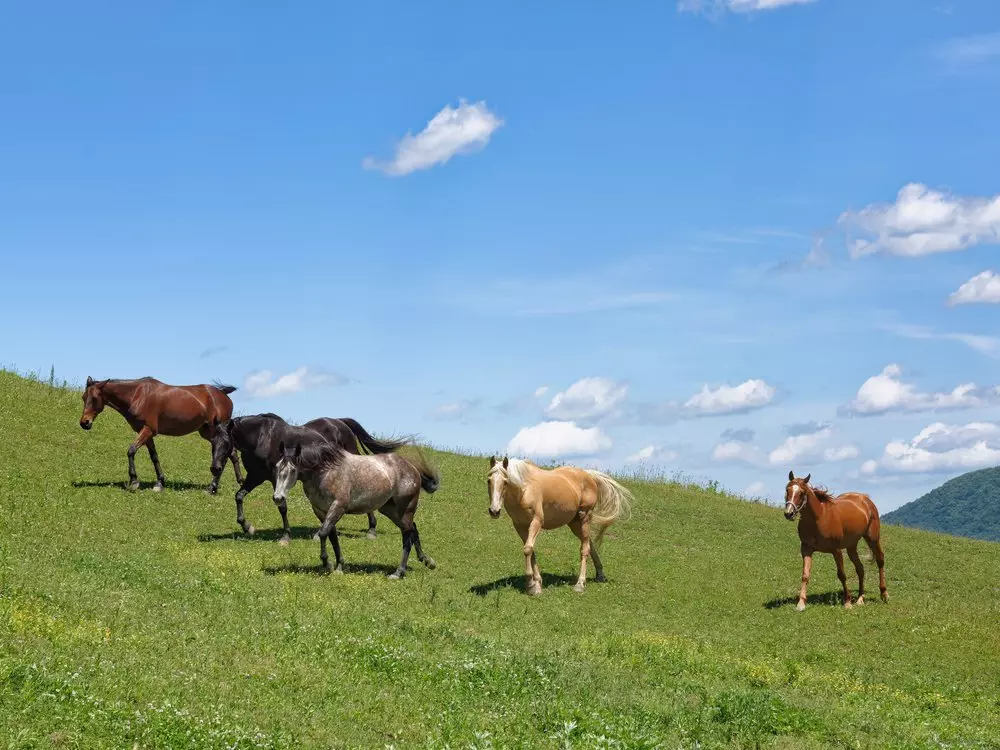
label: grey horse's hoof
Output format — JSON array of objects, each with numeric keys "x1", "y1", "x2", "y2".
[
  {"x1": 152, "y1": 483, "x2": 164, "y2": 493},
  {"x1": 127, "y1": 480, "x2": 140, "y2": 492},
  {"x1": 278, "y1": 535, "x2": 290, "y2": 547},
  {"x1": 312, "y1": 532, "x2": 321, "y2": 542},
  {"x1": 366, "y1": 530, "x2": 378, "y2": 540},
  {"x1": 387, "y1": 571, "x2": 404, "y2": 580}
]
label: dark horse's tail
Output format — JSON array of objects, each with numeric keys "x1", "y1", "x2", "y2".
[
  {"x1": 340, "y1": 417, "x2": 408, "y2": 455},
  {"x1": 212, "y1": 381, "x2": 238, "y2": 395}
]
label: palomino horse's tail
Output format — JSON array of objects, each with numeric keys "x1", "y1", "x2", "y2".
[
  {"x1": 212, "y1": 381, "x2": 238, "y2": 395},
  {"x1": 340, "y1": 417, "x2": 410, "y2": 455},
  {"x1": 401, "y1": 448, "x2": 440, "y2": 494},
  {"x1": 584, "y1": 470, "x2": 633, "y2": 533}
]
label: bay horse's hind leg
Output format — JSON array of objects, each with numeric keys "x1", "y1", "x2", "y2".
[
  {"x1": 126, "y1": 426, "x2": 155, "y2": 491},
  {"x1": 568, "y1": 516, "x2": 592, "y2": 594},
  {"x1": 146, "y1": 438, "x2": 167, "y2": 492},
  {"x1": 846, "y1": 544, "x2": 865, "y2": 605},
  {"x1": 833, "y1": 549, "x2": 853, "y2": 609},
  {"x1": 366, "y1": 512, "x2": 378, "y2": 540}
]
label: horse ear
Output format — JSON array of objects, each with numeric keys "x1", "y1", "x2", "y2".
[
  {"x1": 489, "y1": 456, "x2": 496, "y2": 467},
  {"x1": 86, "y1": 376, "x2": 94, "y2": 386},
  {"x1": 502, "y1": 456, "x2": 509, "y2": 468},
  {"x1": 804, "y1": 473, "x2": 811, "y2": 484},
  {"x1": 788, "y1": 470, "x2": 794, "y2": 481}
]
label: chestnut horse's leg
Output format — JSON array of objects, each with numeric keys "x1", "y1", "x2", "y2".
[
  {"x1": 126, "y1": 426, "x2": 155, "y2": 491},
  {"x1": 146, "y1": 438, "x2": 167, "y2": 492},
  {"x1": 864, "y1": 525, "x2": 889, "y2": 603},
  {"x1": 846, "y1": 544, "x2": 866, "y2": 605},
  {"x1": 568, "y1": 516, "x2": 592, "y2": 594},
  {"x1": 833, "y1": 549, "x2": 853, "y2": 609},
  {"x1": 796, "y1": 545, "x2": 813, "y2": 611}
]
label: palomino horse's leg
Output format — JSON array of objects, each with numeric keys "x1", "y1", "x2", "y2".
[
  {"x1": 366, "y1": 512, "x2": 377, "y2": 540},
  {"x1": 146, "y1": 437, "x2": 167, "y2": 492},
  {"x1": 523, "y1": 516, "x2": 543, "y2": 596},
  {"x1": 846, "y1": 544, "x2": 866, "y2": 605},
  {"x1": 317, "y1": 502, "x2": 348, "y2": 573},
  {"x1": 513, "y1": 524, "x2": 541, "y2": 592},
  {"x1": 833, "y1": 549, "x2": 853, "y2": 609},
  {"x1": 126, "y1": 426, "x2": 155, "y2": 491},
  {"x1": 796, "y1": 545, "x2": 813, "y2": 611},
  {"x1": 568, "y1": 516, "x2": 592, "y2": 594}
]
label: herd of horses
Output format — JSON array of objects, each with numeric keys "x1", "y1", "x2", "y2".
[{"x1": 79, "y1": 376, "x2": 889, "y2": 606}]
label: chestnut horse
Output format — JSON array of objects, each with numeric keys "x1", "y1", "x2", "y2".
[
  {"x1": 80, "y1": 376, "x2": 242, "y2": 492},
  {"x1": 784, "y1": 471, "x2": 888, "y2": 611},
  {"x1": 486, "y1": 457, "x2": 632, "y2": 595}
]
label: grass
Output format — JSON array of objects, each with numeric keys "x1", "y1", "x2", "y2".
[{"x1": 1, "y1": 370, "x2": 999, "y2": 749}]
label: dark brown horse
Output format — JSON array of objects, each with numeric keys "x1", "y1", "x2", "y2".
[
  {"x1": 80, "y1": 376, "x2": 242, "y2": 492},
  {"x1": 784, "y1": 471, "x2": 888, "y2": 611}
]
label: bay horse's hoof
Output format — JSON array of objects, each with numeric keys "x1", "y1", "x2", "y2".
[
  {"x1": 205, "y1": 487, "x2": 217, "y2": 496},
  {"x1": 423, "y1": 557, "x2": 437, "y2": 570},
  {"x1": 127, "y1": 481, "x2": 140, "y2": 492},
  {"x1": 366, "y1": 530, "x2": 377, "y2": 540},
  {"x1": 795, "y1": 602, "x2": 806, "y2": 612},
  {"x1": 573, "y1": 583, "x2": 586, "y2": 594}
]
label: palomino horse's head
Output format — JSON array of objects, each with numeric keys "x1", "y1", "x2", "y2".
[
  {"x1": 79, "y1": 376, "x2": 109, "y2": 430},
  {"x1": 209, "y1": 417, "x2": 234, "y2": 477},
  {"x1": 784, "y1": 470, "x2": 811, "y2": 520},
  {"x1": 486, "y1": 455, "x2": 509, "y2": 519},
  {"x1": 273, "y1": 441, "x2": 302, "y2": 504}
]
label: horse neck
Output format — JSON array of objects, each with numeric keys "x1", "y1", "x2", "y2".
[
  {"x1": 101, "y1": 380, "x2": 140, "y2": 414},
  {"x1": 801, "y1": 486, "x2": 826, "y2": 519}
]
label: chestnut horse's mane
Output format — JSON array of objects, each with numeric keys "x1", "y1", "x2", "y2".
[{"x1": 811, "y1": 485, "x2": 836, "y2": 503}]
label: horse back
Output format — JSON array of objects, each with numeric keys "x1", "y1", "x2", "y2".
[{"x1": 302, "y1": 418, "x2": 359, "y2": 454}]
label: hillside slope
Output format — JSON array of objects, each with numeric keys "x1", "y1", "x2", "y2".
[
  {"x1": 1, "y1": 370, "x2": 999, "y2": 749},
  {"x1": 885, "y1": 466, "x2": 1000, "y2": 542}
]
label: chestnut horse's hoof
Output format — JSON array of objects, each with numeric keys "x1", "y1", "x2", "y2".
[
  {"x1": 881, "y1": 592, "x2": 889, "y2": 603},
  {"x1": 844, "y1": 601, "x2": 853, "y2": 610},
  {"x1": 526, "y1": 583, "x2": 542, "y2": 597},
  {"x1": 795, "y1": 602, "x2": 806, "y2": 612},
  {"x1": 573, "y1": 583, "x2": 586, "y2": 594}
]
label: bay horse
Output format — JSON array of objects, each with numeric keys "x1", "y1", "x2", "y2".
[
  {"x1": 784, "y1": 471, "x2": 888, "y2": 611},
  {"x1": 486, "y1": 456, "x2": 632, "y2": 596},
  {"x1": 272, "y1": 440, "x2": 439, "y2": 579},
  {"x1": 209, "y1": 413, "x2": 407, "y2": 545},
  {"x1": 79, "y1": 376, "x2": 242, "y2": 492}
]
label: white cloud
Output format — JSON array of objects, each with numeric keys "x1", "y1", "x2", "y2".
[
  {"x1": 840, "y1": 183, "x2": 1000, "y2": 258},
  {"x1": 714, "y1": 424, "x2": 856, "y2": 468},
  {"x1": 744, "y1": 481, "x2": 767, "y2": 498},
  {"x1": 429, "y1": 399, "x2": 481, "y2": 421},
  {"x1": 363, "y1": 100, "x2": 503, "y2": 177},
  {"x1": 684, "y1": 378, "x2": 777, "y2": 416},
  {"x1": 882, "y1": 323, "x2": 1000, "y2": 356},
  {"x1": 949, "y1": 270, "x2": 1000, "y2": 305},
  {"x1": 534, "y1": 386, "x2": 549, "y2": 398},
  {"x1": 841, "y1": 364, "x2": 993, "y2": 416},
  {"x1": 546, "y1": 378, "x2": 629, "y2": 421},
  {"x1": 243, "y1": 367, "x2": 345, "y2": 398},
  {"x1": 679, "y1": 0, "x2": 816, "y2": 14},
  {"x1": 862, "y1": 421, "x2": 1000, "y2": 475},
  {"x1": 507, "y1": 421, "x2": 612, "y2": 459},
  {"x1": 625, "y1": 445, "x2": 679, "y2": 464},
  {"x1": 712, "y1": 441, "x2": 765, "y2": 465}
]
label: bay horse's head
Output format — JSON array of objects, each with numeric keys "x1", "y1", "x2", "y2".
[
  {"x1": 784, "y1": 470, "x2": 811, "y2": 520},
  {"x1": 209, "y1": 417, "x2": 234, "y2": 477},
  {"x1": 79, "y1": 376, "x2": 109, "y2": 430},
  {"x1": 273, "y1": 441, "x2": 302, "y2": 505},
  {"x1": 486, "y1": 455, "x2": 509, "y2": 519}
]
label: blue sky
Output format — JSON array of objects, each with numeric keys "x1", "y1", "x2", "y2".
[{"x1": 3, "y1": 0, "x2": 1000, "y2": 511}]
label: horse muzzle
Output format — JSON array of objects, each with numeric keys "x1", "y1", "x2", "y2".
[
  {"x1": 79, "y1": 419, "x2": 92, "y2": 430},
  {"x1": 784, "y1": 503, "x2": 798, "y2": 520},
  {"x1": 488, "y1": 508, "x2": 501, "y2": 519}
]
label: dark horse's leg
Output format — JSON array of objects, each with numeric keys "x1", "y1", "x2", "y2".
[
  {"x1": 146, "y1": 438, "x2": 167, "y2": 492},
  {"x1": 229, "y1": 448, "x2": 245, "y2": 485},
  {"x1": 235, "y1": 468, "x2": 267, "y2": 536},
  {"x1": 126, "y1": 426, "x2": 155, "y2": 491},
  {"x1": 317, "y1": 502, "x2": 347, "y2": 573},
  {"x1": 366, "y1": 512, "x2": 377, "y2": 540}
]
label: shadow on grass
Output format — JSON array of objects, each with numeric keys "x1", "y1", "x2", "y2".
[
  {"x1": 263, "y1": 561, "x2": 398, "y2": 577},
  {"x1": 764, "y1": 591, "x2": 845, "y2": 609},
  {"x1": 72, "y1": 479, "x2": 208, "y2": 492},
  {"x1": 196, "y1": 526, "x2": 374, "y2": 543},
  {"x1": 470, "y1": 572, "x2": 581, "y2": 597}
]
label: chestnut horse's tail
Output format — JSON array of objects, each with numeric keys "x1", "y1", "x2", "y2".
[
  {"x1": 340, "y1": 417, "x2": 409, "y2": 455},
  {"x1": 584, "y1": 470, "x2": 634, "y2": 537},
  {"x1": 212, "y1": 381, "x2": 238, "y2": 395}
]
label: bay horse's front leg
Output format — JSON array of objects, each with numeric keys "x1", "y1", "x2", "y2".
[
  {"x1": 796, "y1": 545, "x2": 813, "y2": 612},
  {"x1": 126, "y1": 426, "x2": 155, "y2": 491},
  {"x1": 833, "y1": 549, "x2": 853, "y2": 609},
  {"x1": 146, "y1": 437, "x2": 167, "y2": 492}
]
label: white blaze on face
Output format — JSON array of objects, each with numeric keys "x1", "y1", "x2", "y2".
[
  {"x1": 488, "y1": 466, "x2": 504, "y2": 515},
  {"x1": 273, "y1": 458, "x2": 298, "y2": 502},
  {"x1": 786, "y1": 483, "x2": 802, "y2": 515}
]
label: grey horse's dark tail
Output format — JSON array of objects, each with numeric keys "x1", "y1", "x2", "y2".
[
  {"x1": 340, "y1": 417, "x2": 409, "y2": 454},
  {"x1": 401, "y1": 448, "x2": 440, "y2": 494}
]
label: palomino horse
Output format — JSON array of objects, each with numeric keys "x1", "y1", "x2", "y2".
[
  {"x1": 80, "y1": 376, "x2": 242, "y2": 492},
  {"x1": 784, "y1": 471, "x2": 888, "y2": 610},
  {"x1": 273, "y1": 441, "x2": 438, "y2": 579},
  {"x1": 486, "y1": 457, "x2": 632, "y2": 595},
  {"x1": 209, "y1": 413, "x2": 408, "y2": 544}
]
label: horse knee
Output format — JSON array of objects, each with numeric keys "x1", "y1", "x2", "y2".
[
  {"x1": 801, "y1": 575, "x2": 810, "y2": 585},
  {"x1": 523, "y1": 543, "x2": 534, "y2": 557}
]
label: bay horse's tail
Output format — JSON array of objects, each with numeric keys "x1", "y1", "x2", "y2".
[
  {"x1": 401, "y1": 448, "x2": 440, "y2": 494},
  {"x1": 584, "y1": 470, "x2": 634, "y2": 535},
  {"x1": 341, "y1": 417, "x2": 409, "y2": 454},
  {"x1": 212, "y1": 381, "x2": 238, "y2": 395}
]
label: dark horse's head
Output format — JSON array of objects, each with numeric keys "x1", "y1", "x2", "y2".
[
  {"x1": 209, "y1": 417, "x2": 235, "y2": 477},
  {"x1": 80, "y1": 376, "x2": 109, "y2": 430},
  {"x1": 784, "y1": 470, "x2": 811, "y2": 520}
]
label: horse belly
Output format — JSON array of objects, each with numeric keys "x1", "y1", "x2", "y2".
[
  {"x1": 345, "y1": 488, "x2": 389, "y2": 514},
  {"x1": 541, "y1": 506, "x2": 578, "y2": 529}
]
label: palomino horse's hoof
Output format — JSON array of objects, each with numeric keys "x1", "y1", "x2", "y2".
[
  {"x1": 366, "y1": 530, "x2": 377, "y2": 540},
  {"x1": 795, "y1": 602, "x2": 806, "y2": 612},
  {"x1": 573, "y1": 583, "x2": 586, "y2": 594},
  {"x1": 526, "y1": 584, "x2": 542, "y2": 597}
]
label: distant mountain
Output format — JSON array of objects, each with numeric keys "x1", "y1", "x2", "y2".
[{"x1": 884, "y1": 466, "x2": 1000, "y2": 542}]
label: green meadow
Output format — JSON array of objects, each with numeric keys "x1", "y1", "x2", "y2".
[{"x1": 1, "y1": 370, "x2": 998, "y2": 749}]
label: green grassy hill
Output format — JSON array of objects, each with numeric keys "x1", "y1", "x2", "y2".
[
  {"x1": 1, "y1": 371, "x2": 999, "y2": 749},
  {"x1": 884, "y1": 467, "x2": 1000, "y2": 542}
]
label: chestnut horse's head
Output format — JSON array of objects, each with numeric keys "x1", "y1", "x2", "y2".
[
  {"x1": 784, "y1": 470, "x2": 811, "y2": 520},
  {"x1": 209, "y1": 416, "x2": 235, "y2": 477},
  {"x1": 486, "y1": 455, "x2": 509, "y2": 519},
  {"x1": 79, "y1": 376, "x2": 109, "y2": 430}
]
